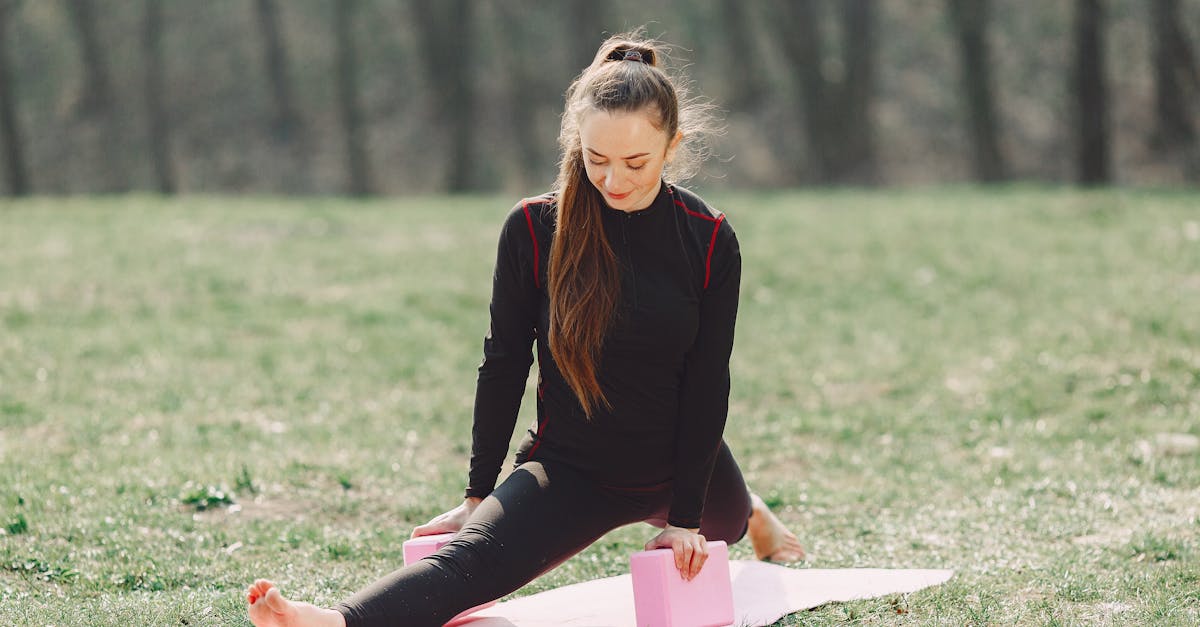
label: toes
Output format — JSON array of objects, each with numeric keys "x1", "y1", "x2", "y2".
[
  {"x1": 248, "y1": 580, "x2": 276, "y2": 605},
  {"x1": 264, "y1": 586, "x2": 291, "y2": 613}
]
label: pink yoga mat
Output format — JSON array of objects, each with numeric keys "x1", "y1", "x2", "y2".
[{"x1": 451, "y1": 561, "x2": 953, "y2": 627}]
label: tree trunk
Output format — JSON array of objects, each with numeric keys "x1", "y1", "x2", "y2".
[
  {"x1": 142, "y1": 0, "x2": 176, "y2": 194},
  {"x1": 772, "y1": 0, "x2": 827, "y2": 183},
  {"x1": 0, "y1": 0, "x2": 30, "y2": 196},
  {"x1": 65, "y1": 0, "x2": 129, "y2": 192},
  {"x1": 717, "y1": 0, "x2": 766, "y2": 112},
  {"x1": 411, "y1": 0, "x2": 476, "y2": 192},
  {"x1": 64, "y1": 0, "x2": 112, "y2": 118},
  {"x1": 834, "y1": 0, "x2": 878, "y2": 183},
  {"x1": 254, "y1": 0, "x2": 301, "y2": 142},
  {"x1": 948, "y1": 0, "x2": 1007, "y2": 182},
  {"x1": 1074, "y1": 0, "x2": 1111, "y2": 185},
  {"x1": 774, "y1": 0, "x2": 878, "y2": 184},
  {"x1": 568, "y1": 0, "x2": 609, "y2": 73},
  {"x1": 334, "y1": 0, "x2": 372, "y2": 196},
  {"x1": 1150, "y1": 0, "x2": 1199, "y2": 149},
  {"x1": 496, "y1": 0, "x2": 550, "y2": 190}
]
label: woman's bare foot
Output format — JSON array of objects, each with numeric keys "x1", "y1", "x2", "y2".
[
  {"x1": 747, "y1": 492, "x2": 806, "y2": 562},
  {"x1": 246, "y1": 579, "x2": 346, "y2": 627}
]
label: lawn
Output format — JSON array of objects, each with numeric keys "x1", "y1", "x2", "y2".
[{"x1": 1, "y1": 188, "x2": 1197, "y2": 625}]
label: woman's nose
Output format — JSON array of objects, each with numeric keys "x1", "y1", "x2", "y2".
[{"x1": 604, "y1": 167, "x2": 621, "y2": 190}]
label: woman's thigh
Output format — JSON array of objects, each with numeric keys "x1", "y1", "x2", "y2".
[{"x1": 447, "y1": 460, "x2": 650, "y2": 591}]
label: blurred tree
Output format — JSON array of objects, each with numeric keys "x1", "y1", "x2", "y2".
[
  {"x1": 143, "y1": 0, "x2": 177, "y2": 194},
  {"x1": 717, "y1": 0, "x2": 767, "y2": 113},
  {"x1": 1149, "y1": 0, "x2": 1199, "y2": 151},
  {"x1": 411, "y1": 0, "x2": 477, "y2": 192},
  {"x1": 254, "y1": 0, "x2": 301, "y2": 143},
  {"x1": 568, "y1": 0, "x2": 611, "y2": 73},
  {"x1": 493, "y1": 0, "x2": 555, "y2": 190},
  {"x1": 948, "y1": 0, "x2": 1007, "y2": 182},
  {"x1": 65, "y1": 0, "x2": 112, "y2": 118},
  {"x1": 65, "y1": 0, "x2": 128, "y2": 192},
  {"x1": 254, "y1": 0, "x2": 312, "y2": 193},
  {"x1": 772, "y1": 0, "x2": 878, "y2": 185},
  {"x1": 773, "y1": 0, "x2": 822, "y2": 184},
  {"x1": 334, "y1": 0, "x2": 373, "y2": 196},
  {"x1": 0, "y1": 0, "x2": 29, "y2": 196},
  {"x1": 1074, "y1": 0, "x2": 1111, "y2": 185},
  {"x1": 838, "y1": 0, "x2": 877, "y2": 183}
]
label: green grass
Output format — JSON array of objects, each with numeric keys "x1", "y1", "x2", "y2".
[{"x1": 1, "y1": 188, "x2": 1198, "y2": 625}]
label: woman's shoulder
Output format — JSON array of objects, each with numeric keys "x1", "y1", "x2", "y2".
[
  {"x1": 669, "y1": 183, "x2": 737, "y2": 243},
  {"x1": 504, "y1": 190, "x2": 559, "y2": 230},
  {"x1": 496, "y1": 193, "x2": 555, "y2": 265}
]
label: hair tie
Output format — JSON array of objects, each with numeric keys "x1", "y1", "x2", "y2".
[{"x1": 606, "y1": 48, "x2": 650, "y2": 64}]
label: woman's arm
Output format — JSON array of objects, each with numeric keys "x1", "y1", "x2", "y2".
[
  {"x1": 668, "y1": 219, "x2": 742, "y2": 530},
  {"x1": 463, "y1": 202, "x2": 541, "y2": 501}
]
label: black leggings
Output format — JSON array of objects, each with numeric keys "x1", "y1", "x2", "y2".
[{"x1": 335, "y1": 442, "x2": 752, "y2": 627}]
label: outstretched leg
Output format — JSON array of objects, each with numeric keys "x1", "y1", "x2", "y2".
[{"x1": 333, "y1": 460, "x2": 648, "y2": 626}]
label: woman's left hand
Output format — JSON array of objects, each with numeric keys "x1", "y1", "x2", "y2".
[{"x1": 644, "y1": 525, "x2": 708, "y2": 581}]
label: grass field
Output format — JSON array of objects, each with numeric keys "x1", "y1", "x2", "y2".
[{"x1": 1, "y1": 188, "x2": 1198, "y2": 626}]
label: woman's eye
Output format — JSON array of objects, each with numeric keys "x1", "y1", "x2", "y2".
[
  {"x1": 629, "y1": 164, "x2": 645, "y2": 171},
  {"x1": 589, "y1": 160, "x2": 607, "y2": 166}
]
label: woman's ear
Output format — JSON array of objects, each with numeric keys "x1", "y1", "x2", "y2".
[{"x1": 665, "y1": 130, "x2": 684, "y2": 163}]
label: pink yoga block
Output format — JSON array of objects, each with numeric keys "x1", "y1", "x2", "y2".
[
  {"x1": 401, "y1": 533, "x2": 498, "y2": 624},
  {"x1": 630, "y1": 540, "x2": 733, "y2": 627}
]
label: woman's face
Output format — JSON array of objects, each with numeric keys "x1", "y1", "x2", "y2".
[{"x1": 579, "y1": 108, "x2": 683, "y2": 212}]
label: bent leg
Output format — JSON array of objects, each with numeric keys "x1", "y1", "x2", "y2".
[
  {"x1": 335, "y1": 461, "x2": 643, "y2": 627},
  {"x1": 644, "y1": 440, "x2": 752, "y2": 545},
  {"x1": 696, "y1": 441, "x2": 752, "y2": 544}
]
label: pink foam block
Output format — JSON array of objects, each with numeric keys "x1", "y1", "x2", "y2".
[
  {"x1": 402, "y1": 532, "x2": 498, "y2": 624},
  {"x1": 630, "y1": 540, "x2": 733, "y2": 627}
]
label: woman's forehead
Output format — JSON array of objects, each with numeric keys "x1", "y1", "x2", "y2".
[{"x1": 579, "y1": 109, "x2": 667, "y2": 156}]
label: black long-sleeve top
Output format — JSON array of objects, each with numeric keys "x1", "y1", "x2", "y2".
[{"x1": 464, "y1": 180, "x2": 741, "y2": 529}]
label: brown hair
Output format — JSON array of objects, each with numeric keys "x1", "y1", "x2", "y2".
[{"x1": 548, "y1": 31, "x2": 719, "y2": 417}]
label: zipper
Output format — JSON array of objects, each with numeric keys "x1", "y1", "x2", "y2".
[{"x1": 621, "y1": 213, "x2": 638, "y2": 310}]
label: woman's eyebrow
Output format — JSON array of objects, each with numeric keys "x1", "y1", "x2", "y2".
[{"x1": 585, "y1": 147, "x2": 650, "y2": 160}]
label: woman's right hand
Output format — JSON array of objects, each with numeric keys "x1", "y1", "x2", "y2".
[{"x1": 410, "y1": 497, "x2": 483, "y2": 538}]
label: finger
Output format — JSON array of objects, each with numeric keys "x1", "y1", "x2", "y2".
[
  {"x1": 693, "y1": 544, "x2": 708, "y2": 579},
  {"x1": 696, "y1": 538, "x2": 709, "y2": 577},
  {"x1": 678, "y1": 542, "x2": 694, "y2": 579},
  {"x1": 412, "y1": 523, "x2": 442, "y2": 538},
  {"x1": 687, "y1": 543, "x2": 702, "y2": 580}
]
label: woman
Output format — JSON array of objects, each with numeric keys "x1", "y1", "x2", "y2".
[{"x1": 246, "y1": 32, "x2": 804, "y2": 627}]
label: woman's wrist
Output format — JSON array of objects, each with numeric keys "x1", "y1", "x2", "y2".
[{"x1": 665, "y1": 524, "x2": 700, "y2": 534}]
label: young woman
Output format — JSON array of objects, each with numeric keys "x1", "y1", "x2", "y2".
[{"x1": 246, "y1": 32, "x2": 804, "y2": 627}]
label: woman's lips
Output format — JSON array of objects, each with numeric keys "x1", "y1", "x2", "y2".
[{"x1": 606, "y1": 190, "x2": 631, "y2": 200}]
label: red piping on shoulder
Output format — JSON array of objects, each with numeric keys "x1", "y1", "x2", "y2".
[{"x1": 669, "y1": 187, "x2": 724, "y2": 290}]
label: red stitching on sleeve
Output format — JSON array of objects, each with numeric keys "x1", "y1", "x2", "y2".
[
  {"x1": 704, "y1": 215, "x2": 725, "y2": 290},
  {"x1": 521, "y1": 201, "x2": 540, "y2": 288}
]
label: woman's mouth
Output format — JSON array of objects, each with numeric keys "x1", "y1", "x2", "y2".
[{"x1": 606, "y1": 190, "x2": 631, "y2": 200}]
